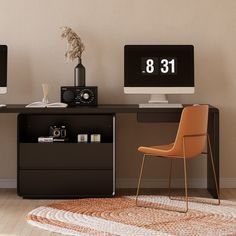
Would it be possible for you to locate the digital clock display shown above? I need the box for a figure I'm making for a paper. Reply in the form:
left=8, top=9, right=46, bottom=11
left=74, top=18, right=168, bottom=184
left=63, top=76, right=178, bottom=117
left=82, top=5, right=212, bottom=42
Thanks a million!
left=141, top=57, right=177, bottom=75
left=124, top=45, right=194, bottom=88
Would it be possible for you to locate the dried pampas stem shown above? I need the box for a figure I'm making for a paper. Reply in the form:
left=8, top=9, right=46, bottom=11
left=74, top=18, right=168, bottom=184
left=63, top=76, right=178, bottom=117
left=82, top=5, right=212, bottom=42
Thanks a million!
left=61, top=26, right=85, bottom=61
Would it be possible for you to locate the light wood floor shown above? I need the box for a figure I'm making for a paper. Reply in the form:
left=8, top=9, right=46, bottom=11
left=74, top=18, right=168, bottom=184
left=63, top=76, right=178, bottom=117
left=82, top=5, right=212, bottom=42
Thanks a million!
left=0, top=188, right=236, bottom=236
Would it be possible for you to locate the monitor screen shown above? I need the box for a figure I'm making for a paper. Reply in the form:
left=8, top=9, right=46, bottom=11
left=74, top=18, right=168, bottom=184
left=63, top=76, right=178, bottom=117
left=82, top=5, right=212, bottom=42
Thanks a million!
left=0, top=45, right=7, bottom=90
left=124, top=45, right=194, bottom=89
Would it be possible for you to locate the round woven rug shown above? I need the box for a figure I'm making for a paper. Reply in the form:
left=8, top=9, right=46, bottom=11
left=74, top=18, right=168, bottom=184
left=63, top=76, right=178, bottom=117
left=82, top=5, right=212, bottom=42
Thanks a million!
left=26, top=195, right=236, bottom=236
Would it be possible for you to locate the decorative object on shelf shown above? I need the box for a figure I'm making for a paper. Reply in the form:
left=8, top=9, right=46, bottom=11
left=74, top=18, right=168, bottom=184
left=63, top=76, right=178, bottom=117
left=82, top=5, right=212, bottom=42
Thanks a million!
left=61, top=26, right=85, bottom=86
left=74, top=58, right=85, bottom=86
left=26, top=84, right=69, bottom=108
left=90, top=134, right=101, bottom=143
left=38, top=136, right=54, bottom=143
left=49, top=125, right=67, bottom=139
left=42, top=83, right=49, bottom=104
left=25, top=102, right=68, bottom=108
left=77, top=134, right=88, bottom=143
left=37, top=125, right=68, bottom=143
left=61, top=86, right=98, bottom=106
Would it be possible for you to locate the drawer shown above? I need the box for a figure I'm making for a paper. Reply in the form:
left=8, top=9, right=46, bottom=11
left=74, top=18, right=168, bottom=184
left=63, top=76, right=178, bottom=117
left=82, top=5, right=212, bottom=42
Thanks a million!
left=19, top=143, right=113, bottom=169
left=137, top=111, right=181, bottom=122
left=18, top=170, right=114, bottom=197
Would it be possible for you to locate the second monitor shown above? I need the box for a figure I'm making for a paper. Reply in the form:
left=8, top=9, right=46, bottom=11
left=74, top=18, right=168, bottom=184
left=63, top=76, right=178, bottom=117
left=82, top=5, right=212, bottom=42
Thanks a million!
left=0, top=45, right=7, bottom=108
left=124, top=45, right=194, bottom=107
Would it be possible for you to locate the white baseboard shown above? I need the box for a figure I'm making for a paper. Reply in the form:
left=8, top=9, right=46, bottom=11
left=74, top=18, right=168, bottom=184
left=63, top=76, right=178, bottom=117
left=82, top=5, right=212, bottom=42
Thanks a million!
left=0, top=178, right=236, bottom=189
left=0, top=179, right=17, bottom=188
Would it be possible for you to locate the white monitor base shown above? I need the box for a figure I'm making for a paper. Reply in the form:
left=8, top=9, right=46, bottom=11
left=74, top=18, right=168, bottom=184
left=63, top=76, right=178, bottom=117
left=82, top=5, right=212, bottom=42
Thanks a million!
left=139, top=103, right=183, bottom=108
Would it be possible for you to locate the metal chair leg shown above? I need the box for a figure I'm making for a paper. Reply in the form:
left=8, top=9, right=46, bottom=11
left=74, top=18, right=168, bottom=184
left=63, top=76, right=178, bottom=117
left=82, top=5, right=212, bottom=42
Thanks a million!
left=207, top=134, right=220, bottom=205
left=170, top=135, right=220, bottom=208
left=136, top=154, right=146, bottom=206
left=168, top=159, right=173, bottom=199
left=183, top=157, right=189, bottom=213
left=136, top=154, right=188, bottom=213
left=182, top=136, right=189, bottom=213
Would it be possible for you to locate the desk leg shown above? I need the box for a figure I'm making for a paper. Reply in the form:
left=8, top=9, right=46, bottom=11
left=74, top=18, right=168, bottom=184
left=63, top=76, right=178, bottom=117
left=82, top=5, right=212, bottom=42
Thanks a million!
left=207, top=110, right=219, bottom=198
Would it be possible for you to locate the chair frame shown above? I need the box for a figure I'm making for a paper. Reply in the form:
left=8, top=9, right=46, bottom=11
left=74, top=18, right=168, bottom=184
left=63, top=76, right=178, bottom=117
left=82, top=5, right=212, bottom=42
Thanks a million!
left=136, top=133, right=220, bottom=213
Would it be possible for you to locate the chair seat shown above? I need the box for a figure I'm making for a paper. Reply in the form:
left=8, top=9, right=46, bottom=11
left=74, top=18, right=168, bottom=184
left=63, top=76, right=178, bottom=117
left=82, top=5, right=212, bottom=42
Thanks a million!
left=138, top=143, right=182, bottom=158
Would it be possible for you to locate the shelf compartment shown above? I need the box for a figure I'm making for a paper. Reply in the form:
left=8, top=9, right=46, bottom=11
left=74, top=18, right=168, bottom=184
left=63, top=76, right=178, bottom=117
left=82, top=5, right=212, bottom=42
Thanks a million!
left=18, top=114, right=114, bottom=143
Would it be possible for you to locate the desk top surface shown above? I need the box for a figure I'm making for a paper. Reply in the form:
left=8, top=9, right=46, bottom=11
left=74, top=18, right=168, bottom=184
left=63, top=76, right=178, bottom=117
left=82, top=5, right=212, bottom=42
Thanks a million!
left=0, top=104, right=219, bottom=114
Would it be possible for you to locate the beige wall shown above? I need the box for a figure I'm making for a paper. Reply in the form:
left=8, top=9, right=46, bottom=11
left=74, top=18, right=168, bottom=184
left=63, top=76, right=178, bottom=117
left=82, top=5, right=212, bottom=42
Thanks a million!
left=0, top=0, right=235, bottom=187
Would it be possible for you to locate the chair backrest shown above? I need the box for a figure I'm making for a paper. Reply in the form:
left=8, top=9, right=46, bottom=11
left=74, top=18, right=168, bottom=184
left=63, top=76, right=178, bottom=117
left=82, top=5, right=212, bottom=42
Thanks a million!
left=172, top=105, right=209, bottom=158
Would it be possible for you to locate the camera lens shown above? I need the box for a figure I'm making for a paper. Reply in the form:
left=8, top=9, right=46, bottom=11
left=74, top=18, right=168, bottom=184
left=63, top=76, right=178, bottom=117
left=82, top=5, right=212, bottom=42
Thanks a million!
left=53, top=129, right=60, bottom=137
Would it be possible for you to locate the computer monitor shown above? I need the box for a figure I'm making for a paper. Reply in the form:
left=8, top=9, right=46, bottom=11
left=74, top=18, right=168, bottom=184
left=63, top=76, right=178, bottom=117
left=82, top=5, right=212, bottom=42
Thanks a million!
left=0, top=45, right=7, bottom=94
left=124, top=45, right=194, bottom=107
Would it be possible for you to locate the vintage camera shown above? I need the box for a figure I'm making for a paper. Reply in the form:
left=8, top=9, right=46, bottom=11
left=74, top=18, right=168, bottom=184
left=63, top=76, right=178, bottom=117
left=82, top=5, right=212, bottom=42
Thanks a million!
left=49, top=125, right=67, bottom=138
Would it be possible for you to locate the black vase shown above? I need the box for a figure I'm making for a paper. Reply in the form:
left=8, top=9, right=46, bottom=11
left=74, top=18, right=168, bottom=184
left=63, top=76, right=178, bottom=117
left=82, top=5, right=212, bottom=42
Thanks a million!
left=74, top=58, right=85, bottom=86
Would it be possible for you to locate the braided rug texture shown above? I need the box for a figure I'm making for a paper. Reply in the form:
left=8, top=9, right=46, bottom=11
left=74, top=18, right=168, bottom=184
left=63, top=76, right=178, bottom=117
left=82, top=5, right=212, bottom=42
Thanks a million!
left=26, top=195, right=236, bottom=236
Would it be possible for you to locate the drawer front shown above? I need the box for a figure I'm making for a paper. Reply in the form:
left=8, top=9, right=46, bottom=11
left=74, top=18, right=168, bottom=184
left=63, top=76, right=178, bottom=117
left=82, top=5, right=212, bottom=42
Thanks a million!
left=19, top=143, right=113, bottom=169
left=18, top=170, right=114, bottom=197
left=137, top=111, right=181, bottom=122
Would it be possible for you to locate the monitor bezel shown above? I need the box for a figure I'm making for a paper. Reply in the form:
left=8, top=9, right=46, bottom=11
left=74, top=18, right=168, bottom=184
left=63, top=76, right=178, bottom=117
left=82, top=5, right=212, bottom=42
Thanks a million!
left=0, top=45, right=7, bottom=94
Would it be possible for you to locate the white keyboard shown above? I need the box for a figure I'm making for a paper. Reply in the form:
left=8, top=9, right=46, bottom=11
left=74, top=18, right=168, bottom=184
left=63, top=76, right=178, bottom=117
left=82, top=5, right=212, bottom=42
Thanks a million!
left=139, top=103, right=183, bottom=108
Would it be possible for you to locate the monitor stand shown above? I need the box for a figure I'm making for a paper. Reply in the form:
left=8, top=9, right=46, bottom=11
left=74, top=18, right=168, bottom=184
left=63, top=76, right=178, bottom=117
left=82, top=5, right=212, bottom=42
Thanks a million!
left=139, top=94, right=183, bottom=108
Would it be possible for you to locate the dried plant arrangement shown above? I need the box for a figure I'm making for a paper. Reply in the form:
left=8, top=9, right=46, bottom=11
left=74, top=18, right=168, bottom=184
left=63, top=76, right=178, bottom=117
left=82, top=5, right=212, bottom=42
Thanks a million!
left=61, top=26, right=85, bottom=61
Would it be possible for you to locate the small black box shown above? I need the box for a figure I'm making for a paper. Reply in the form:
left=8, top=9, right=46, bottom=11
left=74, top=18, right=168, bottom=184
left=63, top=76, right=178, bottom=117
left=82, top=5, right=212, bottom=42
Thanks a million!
left=61, top=86, right=97, bottom=106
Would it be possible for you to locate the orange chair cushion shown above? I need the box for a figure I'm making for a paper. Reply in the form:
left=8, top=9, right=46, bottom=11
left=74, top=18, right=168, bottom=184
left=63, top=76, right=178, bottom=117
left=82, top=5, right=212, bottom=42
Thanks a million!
left=138, top=143, right=182, bottom=158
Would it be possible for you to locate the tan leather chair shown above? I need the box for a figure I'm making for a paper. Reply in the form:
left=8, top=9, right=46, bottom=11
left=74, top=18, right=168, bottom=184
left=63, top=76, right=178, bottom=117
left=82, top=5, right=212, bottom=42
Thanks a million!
left=136, top=105, right=220, bottom=213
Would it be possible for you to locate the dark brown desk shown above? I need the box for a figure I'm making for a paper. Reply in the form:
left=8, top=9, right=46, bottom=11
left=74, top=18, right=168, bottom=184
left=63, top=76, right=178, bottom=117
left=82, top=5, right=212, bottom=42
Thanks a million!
left=0, top=104, right=219, bottom=198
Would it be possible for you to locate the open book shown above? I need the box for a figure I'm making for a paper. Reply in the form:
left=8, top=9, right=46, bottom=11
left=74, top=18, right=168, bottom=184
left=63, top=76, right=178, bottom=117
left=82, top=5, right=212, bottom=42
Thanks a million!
left=25, top=102, right=68, bottom=108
